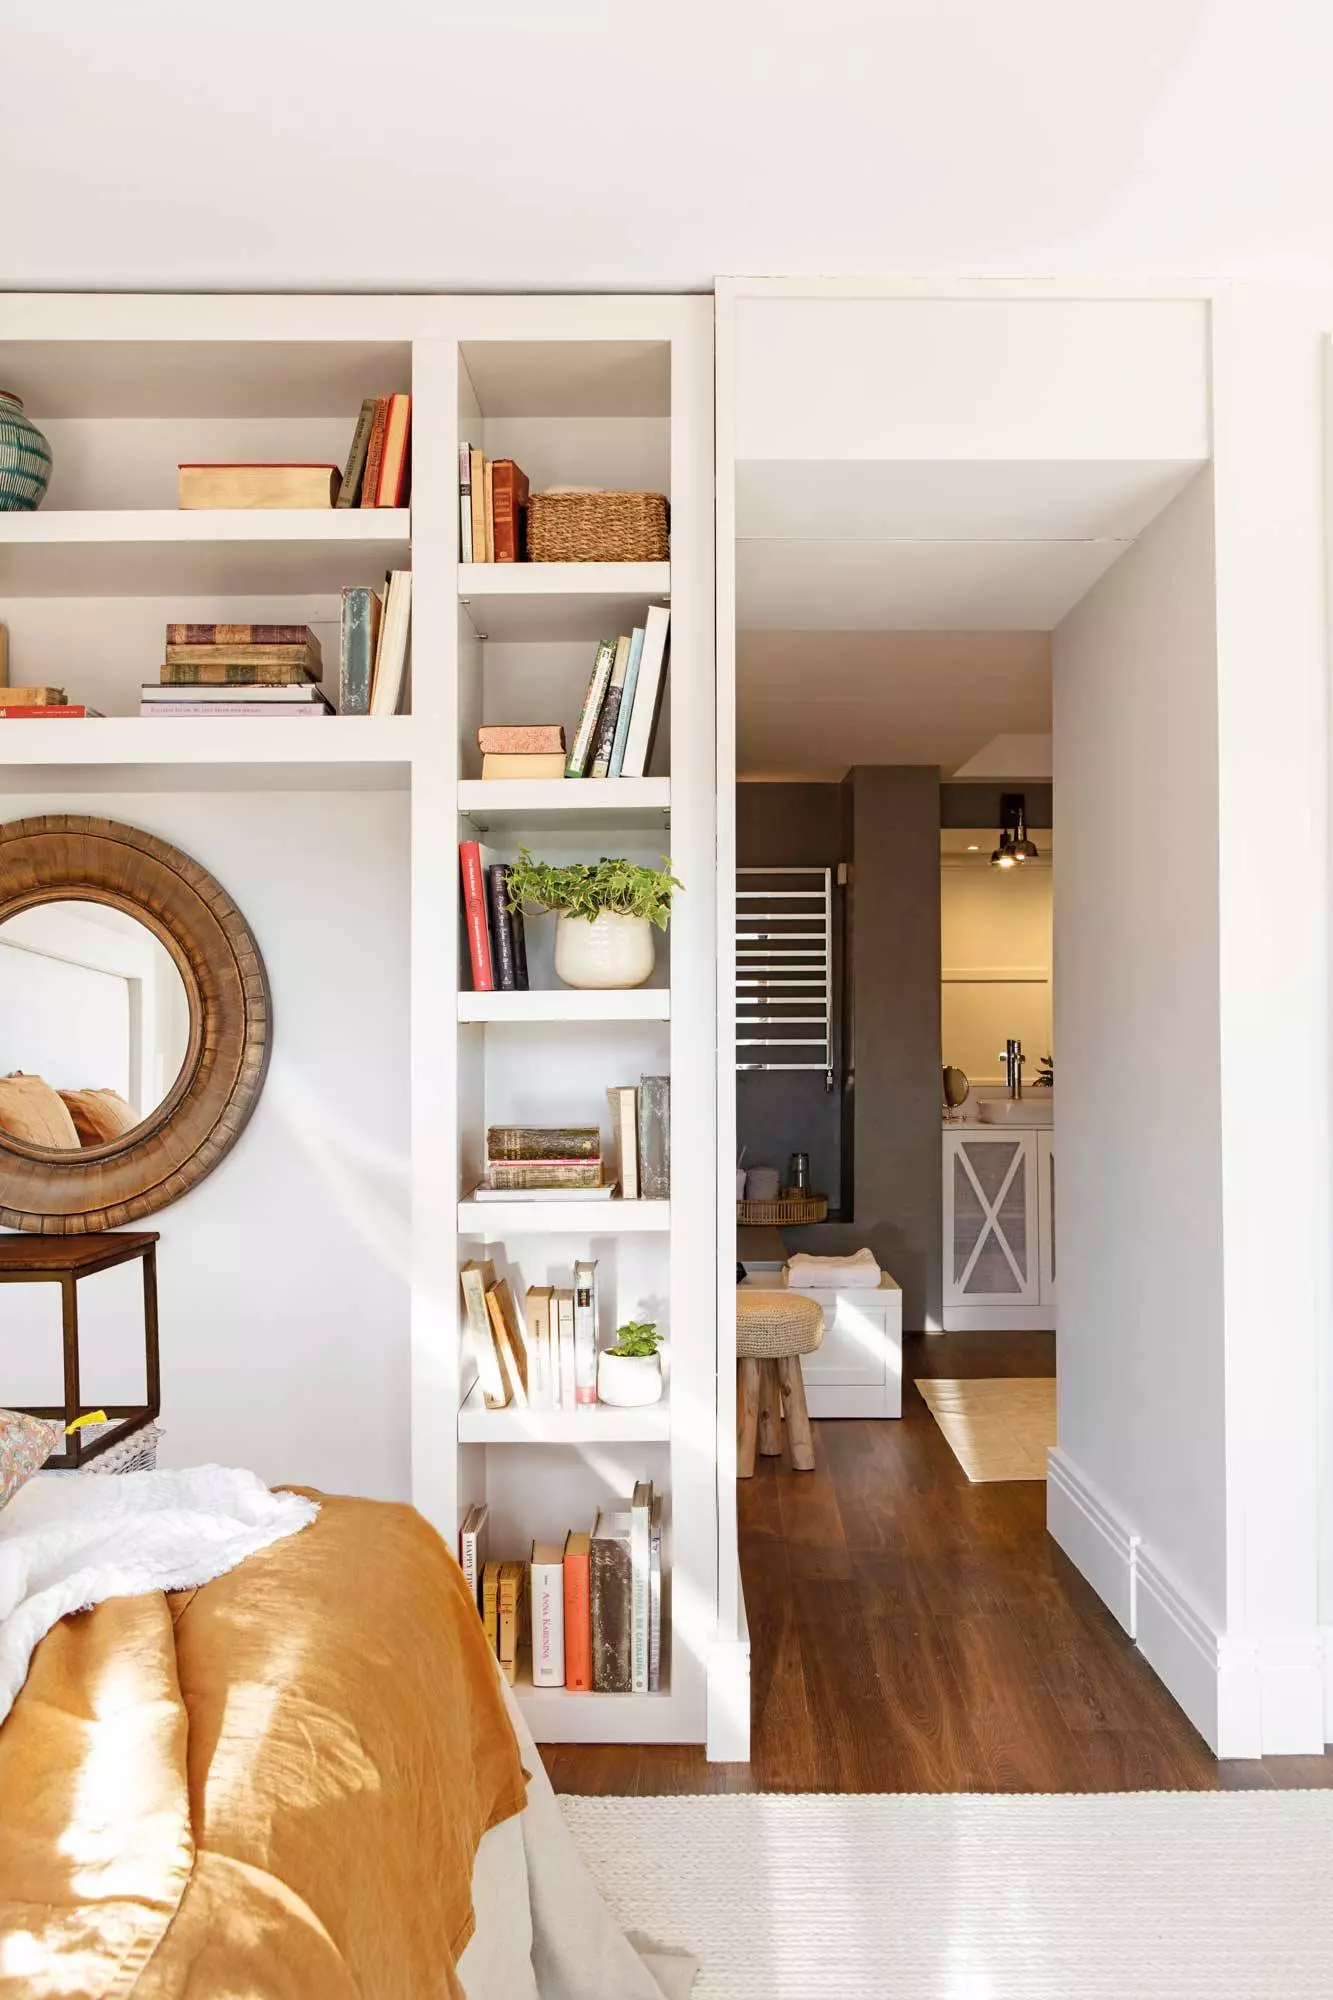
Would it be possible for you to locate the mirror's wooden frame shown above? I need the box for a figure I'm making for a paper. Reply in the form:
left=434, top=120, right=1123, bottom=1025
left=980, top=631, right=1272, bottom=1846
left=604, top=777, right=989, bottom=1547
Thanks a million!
left=0, top=816, right=270, bottom=1233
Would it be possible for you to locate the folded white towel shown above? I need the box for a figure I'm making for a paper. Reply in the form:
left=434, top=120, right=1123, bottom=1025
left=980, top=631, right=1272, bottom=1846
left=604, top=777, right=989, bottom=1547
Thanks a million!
left=785, top=1248, right=882, bottom=1289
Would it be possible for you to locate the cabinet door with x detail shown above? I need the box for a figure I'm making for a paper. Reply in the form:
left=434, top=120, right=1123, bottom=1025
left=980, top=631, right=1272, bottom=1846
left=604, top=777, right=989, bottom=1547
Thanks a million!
left=942, top=1131, right=1040, bottom=1308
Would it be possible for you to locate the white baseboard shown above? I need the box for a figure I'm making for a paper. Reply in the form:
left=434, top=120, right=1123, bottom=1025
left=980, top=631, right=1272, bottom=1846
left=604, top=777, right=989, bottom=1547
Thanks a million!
left=1047, top=1447, right=1138, bottom=1633
left=706, top=1582, right=751, bottom=1763
left=943, top=1304, right=1057, bottom=1332
left=1047, top=1449, right=1326, bottom=1758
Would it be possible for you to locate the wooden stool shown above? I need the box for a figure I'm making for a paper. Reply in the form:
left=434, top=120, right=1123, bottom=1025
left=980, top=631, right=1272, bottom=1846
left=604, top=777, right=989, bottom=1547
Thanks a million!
left=736, top=1289, right=822, bottom=1476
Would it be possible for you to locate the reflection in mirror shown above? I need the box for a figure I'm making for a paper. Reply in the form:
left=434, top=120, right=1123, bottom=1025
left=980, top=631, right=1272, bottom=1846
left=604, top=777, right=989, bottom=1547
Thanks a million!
left=0, top=902, right=191, bottom=1151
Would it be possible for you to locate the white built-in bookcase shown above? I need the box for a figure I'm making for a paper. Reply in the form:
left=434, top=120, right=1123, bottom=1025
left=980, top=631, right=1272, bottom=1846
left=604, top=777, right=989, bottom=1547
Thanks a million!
left=0, top=295, right=717, bottom=1748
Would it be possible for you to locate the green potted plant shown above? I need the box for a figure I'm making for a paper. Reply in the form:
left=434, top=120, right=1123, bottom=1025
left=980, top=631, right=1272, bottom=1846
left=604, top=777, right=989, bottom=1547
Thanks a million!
left=505, top=849, right=682, bottom=990
left=597, top=1319, right=664, bottom=1407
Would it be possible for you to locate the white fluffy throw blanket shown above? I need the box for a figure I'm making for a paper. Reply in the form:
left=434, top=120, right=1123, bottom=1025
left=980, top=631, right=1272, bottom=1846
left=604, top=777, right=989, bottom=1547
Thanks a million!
left=0, top=1464, right=318, bottom=1727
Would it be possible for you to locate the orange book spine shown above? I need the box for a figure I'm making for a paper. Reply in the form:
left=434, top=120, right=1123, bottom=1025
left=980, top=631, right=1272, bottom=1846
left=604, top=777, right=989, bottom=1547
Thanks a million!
left=359, top=397, right=390, bottom=508
left=376, top=393, right=412, bottom=506
left=563, top=1537, right=592, bottom=1691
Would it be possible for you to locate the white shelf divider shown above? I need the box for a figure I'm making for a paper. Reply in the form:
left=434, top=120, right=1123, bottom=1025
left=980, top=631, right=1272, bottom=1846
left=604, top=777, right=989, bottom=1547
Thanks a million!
left=0, top=715, right=415, bottom=793
left=458, top=778, right=670, bottom=832
left=457, top=1197, right=671, bottom=1235
left=458, top=562, right=670, bottom=641
left=457, top=1379, right=669, bottom=1443
left=0, top=508, right=410, bottom=595
left=458, top=989, right=669, bottom=1023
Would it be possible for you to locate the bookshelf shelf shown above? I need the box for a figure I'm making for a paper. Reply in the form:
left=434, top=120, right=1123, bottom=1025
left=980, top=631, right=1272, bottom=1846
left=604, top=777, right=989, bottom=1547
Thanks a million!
left=457, top=989, right=670, bottom=1023
left=0, top=715, right=415, bottom=793
left=457, top=1380, right=670, bottom=1443
left=457, top=777, right=670, bottom=832
left=512, top=1678, right=676, bottom=1746
left=458, top=562, right=670, bottom=641
left=0, top=508, right=411, bottom=596
left=457, top=1196, right=671, bottom=1235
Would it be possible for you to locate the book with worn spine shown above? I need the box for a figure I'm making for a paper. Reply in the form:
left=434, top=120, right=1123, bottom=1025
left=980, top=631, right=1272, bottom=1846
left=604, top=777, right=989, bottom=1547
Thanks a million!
left=589, top=1511, right=632, bottom=1692
left=486, top=1160, right=603, bottom=1191
left=459, top=1258, right=507, bottom=1408
left=340, top=587, right=374, bottom=716
left=359, top=399, right=389, bottom=507
left=487, top=1126, right=600, bottom=1162
left=589, top=634, right=631, bottom=778
left=490, top=459, right=529, bottom=562
left=478, top=724, right=565, bottom=755
left=638, top=1076, right=670, bottom=1199
left=0, top=686, right=66, bottom=707
left=337, top=397, right=377, bottom=507
left=166, top=622, right=311, bottom=646
left=565, top=639, right=617, bottom=777
left=161, top=656, right=318, bottom=686
left=530, top=1542, right=565, bottom=1687
left=631, top=1480, right=653, bottom=1694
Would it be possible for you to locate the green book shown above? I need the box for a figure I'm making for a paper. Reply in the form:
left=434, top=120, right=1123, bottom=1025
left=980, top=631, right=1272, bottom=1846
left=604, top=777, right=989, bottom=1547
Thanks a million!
left=340, top=586, right=374, bottom=716
left=566, top=639, right=617, bottom=778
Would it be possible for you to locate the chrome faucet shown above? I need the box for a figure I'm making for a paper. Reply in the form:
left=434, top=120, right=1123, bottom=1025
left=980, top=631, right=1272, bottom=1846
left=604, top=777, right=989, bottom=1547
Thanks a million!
left=998, top=1038, right=1025, bottom=1098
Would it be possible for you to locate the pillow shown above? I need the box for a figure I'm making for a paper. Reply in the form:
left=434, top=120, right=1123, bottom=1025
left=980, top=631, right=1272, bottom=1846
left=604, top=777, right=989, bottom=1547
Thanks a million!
left=0, top=1409, right=62, bottom=1510
left=58, top=1087, right=138, bottom=1146
left=0, top=1073, right=80, bottom=1149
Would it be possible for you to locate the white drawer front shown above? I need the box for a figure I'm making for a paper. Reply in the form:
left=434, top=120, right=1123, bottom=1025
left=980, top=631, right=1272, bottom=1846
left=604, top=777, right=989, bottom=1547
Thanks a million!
left=801, top=1298, right=891, bottom=1387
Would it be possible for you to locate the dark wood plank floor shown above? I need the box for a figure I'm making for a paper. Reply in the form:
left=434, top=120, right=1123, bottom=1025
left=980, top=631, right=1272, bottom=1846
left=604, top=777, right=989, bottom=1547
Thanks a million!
left=544, top=1330, right=1333, bottom=1796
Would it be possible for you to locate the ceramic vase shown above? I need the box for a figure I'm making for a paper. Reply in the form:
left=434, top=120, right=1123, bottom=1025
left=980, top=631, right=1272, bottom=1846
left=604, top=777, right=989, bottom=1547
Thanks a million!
left=0, top=393, right=52, bottom=511
left=596, top=1348, right=664, bottom=1408
left=553, top=910, right=655, bottom=989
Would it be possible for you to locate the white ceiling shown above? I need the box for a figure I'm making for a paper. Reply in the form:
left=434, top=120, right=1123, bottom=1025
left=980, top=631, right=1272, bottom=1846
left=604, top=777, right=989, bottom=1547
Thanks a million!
left=5, top=4, right=1333, bottom=291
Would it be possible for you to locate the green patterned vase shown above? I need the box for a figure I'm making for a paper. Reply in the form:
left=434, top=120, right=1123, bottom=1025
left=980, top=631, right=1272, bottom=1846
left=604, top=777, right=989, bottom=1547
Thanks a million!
left=0, top=392, right=52, bottom=510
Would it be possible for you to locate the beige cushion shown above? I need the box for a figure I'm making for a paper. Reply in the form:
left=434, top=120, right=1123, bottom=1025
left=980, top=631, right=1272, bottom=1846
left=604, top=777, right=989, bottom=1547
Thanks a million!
left=58, top=1087, right=138, bottom=1147
left=0, top=1408, right=62, bottom=1511
left=0, top=1073, right=80, bottom=1149
left=736, top=1289, right=824, bottom=1359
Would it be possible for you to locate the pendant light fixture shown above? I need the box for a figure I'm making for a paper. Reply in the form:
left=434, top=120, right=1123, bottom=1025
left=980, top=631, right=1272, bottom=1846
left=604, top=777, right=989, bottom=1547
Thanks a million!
left=990, top=792, right=1039, bottom=868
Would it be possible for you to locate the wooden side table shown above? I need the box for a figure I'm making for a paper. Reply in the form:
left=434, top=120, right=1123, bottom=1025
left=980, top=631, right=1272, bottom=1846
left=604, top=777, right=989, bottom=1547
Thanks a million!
left=0, top=1232, right=160, bottom=1469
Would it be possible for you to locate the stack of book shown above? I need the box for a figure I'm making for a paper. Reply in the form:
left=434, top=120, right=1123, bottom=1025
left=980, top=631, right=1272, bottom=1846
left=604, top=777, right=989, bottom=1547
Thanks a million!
left=458, top=449, right=528, bottom=562
left=476, top=724, right=566, bottom=781
left=176, top=394, right=411, bottom=510
left=606, top=1079, right=671, bottom=1202
left=482, top=1124, right=606, bottom=1195
left=141, top=624, right=331, bottom=718
left=0, top=686, right=104, bottom=719
left=338, top=572, right=412, bottom=715
left=460, top=1487, right=664, bottom=1694
left=459, top=1256, right=601, bottom=1410
left=565, top=605, right=670, bottom=778
left=458, top=841, right=529, bottom=991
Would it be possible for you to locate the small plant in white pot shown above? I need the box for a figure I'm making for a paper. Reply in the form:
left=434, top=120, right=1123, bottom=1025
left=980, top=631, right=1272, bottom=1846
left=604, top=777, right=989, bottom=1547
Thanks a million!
left=505, top=849, right=681, bottom=990
left=597, top=1321, right=664, bottom=1407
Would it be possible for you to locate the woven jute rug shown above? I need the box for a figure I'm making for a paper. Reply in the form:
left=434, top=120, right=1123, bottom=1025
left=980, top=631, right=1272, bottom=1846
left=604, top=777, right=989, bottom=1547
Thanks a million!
left=916, top=1375, right=1056, bottom=1480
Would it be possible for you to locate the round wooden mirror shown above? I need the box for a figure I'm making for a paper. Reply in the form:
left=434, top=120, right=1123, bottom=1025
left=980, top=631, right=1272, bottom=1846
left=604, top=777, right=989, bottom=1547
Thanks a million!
left=0, top=816, right=270, bottom=1232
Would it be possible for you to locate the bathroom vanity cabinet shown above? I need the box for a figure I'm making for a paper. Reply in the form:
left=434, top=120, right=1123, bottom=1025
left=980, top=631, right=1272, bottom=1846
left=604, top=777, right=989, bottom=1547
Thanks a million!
left=942, top=1127, right=1056, bottom=1331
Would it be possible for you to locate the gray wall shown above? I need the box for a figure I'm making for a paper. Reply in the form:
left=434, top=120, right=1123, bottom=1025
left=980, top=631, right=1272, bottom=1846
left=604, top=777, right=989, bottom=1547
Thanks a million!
left=736, top=769, right=943, bottom=1329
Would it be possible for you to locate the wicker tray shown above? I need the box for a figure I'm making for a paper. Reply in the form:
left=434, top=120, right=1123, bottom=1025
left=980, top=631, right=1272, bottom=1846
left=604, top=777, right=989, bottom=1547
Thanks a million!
left=737, top=1194, right=828, bottom=1226
left=527, top=490, right=669, bottom=563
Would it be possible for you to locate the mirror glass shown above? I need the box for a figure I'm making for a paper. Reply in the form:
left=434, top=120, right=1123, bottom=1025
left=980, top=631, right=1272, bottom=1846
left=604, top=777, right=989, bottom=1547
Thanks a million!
left=0, top=901, right=192, bottom=1150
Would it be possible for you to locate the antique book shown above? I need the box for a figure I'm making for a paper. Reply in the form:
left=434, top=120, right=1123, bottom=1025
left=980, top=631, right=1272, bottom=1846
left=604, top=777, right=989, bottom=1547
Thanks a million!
left=608, top=627, right=645, bottom=777
left=459, top=1502, right=489, bottom=1611
left=565, top=639, right=616, bottom=777
left=562, top=1529, right=592, bottom=1691
left=481, top=752, right=568, bottom=780
left=470, top=449, right=486, bottom=562
left=484, top=1279, right=528, bottom=1407
left=482, top=1560, right=501, bottom=1655
left=573, top=1258, right=598, bottom=1408
left=589, top=1510, right=633, bottom=1693
left=374, top=393, right=411, bottom=506
left=555, top=1289, right=577, bottom=1410
left=459, top=1258, right=507, bottom=1408
left=477, top=724, right=566, bottom=755
left=530, top=1543, right=565, bottom=1687
left=631, top=1480, right=653, bottom=1694
left=0, top=686, right=67, bottom=707
left=619, top=604, right=671, bottom=778
left=588, top=635, right=631, bottom=778
left=336, top=397, right=377, bottom=507
left=166, top=623, right=313, bottom=646
left=607, top=1086, right=639, bottom=1201
left=638, top=1075, right=670, bottom=1199
left=483, top=459, right=495, bottom=562
left=163, top=639, right=319, bottom=668
left=490, top=458, right=530, bottom=562
left=459, top=841, right=495, bottom=990
left=369, top=570, right=411, bottom=716
left=649, top=1494, right=664, bottom=1691
left=497, top=1560, right=525, bottom=1685
left=487, top=1125, right=600, bottom=1162
left=486, top=1160, right=603, bottom=1191
left=523, top=1285, right=556, bottom=1410
left=340, top=587, right=374, bottom=716
left=458, top=441, right=473, bottom=560
left=161, top=657, right=318, bottom=686
left=359, top=398, right=390, bottom=508
left=178, top=463, right=340, bottom=508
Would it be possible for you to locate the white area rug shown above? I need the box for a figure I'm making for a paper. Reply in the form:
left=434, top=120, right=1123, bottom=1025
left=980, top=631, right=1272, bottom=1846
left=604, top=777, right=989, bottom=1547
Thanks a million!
left=562, top=1790, right=1333, bottom=1997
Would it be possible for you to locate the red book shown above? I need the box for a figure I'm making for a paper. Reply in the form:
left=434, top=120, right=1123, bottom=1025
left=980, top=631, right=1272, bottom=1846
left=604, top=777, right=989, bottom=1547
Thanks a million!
left=563, top=1531, right=592, bottom=1692
left=0, top=706, right=99, bottom=718
left=459, top=841, right=494, bottom=991
left=359, top=398, right=390, bottom=509
left=490, top=459, right=529, bottom=562
left=375, top=393, right=412, bottom=507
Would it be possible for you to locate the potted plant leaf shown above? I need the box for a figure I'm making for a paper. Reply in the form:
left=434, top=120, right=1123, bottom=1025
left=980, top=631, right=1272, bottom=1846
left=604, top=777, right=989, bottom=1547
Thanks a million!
left=597, top=1320, right=664, bottom=1407
left=505, top=849, right=682, bottom=990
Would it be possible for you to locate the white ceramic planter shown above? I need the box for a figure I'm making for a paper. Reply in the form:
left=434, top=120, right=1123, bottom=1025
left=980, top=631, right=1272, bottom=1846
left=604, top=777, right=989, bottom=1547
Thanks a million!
left=596, top=1348, right=664, bottom=1408
left=554, top=910, right=655, bottom=989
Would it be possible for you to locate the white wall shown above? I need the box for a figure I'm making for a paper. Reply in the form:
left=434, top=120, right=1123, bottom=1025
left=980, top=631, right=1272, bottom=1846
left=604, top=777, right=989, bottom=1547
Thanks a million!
left=1054, top=465, right=1229, bottom=1626
left=940, top=858, right=1052, bottom=1086
left=0, top=790, right=411, bottom=1500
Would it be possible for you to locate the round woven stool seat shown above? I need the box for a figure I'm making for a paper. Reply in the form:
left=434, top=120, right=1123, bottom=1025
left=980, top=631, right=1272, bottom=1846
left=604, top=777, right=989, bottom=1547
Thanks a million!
left=735, top=1288, right=824, bottom=1361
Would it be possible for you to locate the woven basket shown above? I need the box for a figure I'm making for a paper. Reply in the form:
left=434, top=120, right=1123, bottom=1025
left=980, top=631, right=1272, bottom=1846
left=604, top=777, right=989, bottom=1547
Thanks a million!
left=527, top=490, right=669, bottom=564
left=78, top=1421, right=162, bottom=1475
left=736, top=1195, right=829, bottom=1226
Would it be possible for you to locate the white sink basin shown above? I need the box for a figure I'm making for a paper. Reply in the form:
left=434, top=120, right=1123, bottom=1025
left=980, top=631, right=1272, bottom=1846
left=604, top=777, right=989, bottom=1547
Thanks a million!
left=979, top=1096, right=1054, bottom=1127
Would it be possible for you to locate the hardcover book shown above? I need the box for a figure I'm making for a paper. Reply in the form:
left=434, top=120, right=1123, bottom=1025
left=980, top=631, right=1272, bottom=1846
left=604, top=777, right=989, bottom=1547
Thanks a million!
left=161, top=657, right=318, bottom=687
left=459, top=1258, right=508, bottom=1408
left=486, top=862, right=518, bottom=991
left=490, top=459, right=530, bottom=562
left=459, top=1502, right=489, bottom=1611
left=369, top=570, right=411, bottom=716
left=619, top=604, right=671, bottom=778
left=470, top=449, right=486, bottom=562
left=164, top=639, right=320, bottom=668
left=141, top=683, right=329, bottom=703
left=482, top=1560, right=501, bottom=1655
left=555, top=1289, right=577, bottom=1410
left=359, top=398, right=390, bottom=508
left=166, top=623, right=313, bottom=646
left=524, top=1284, right=556, bottom=1410
left=481, top=752, right=568, bottom=781
left=477, top=724, right=566, bottom=755
left=638, top=1076, right=670, bottom=1200
left=487, top=1125, right=600, bottom=1162
left=375, top=393, right=412, bottom=507
left=589, top=1511, right=633, bottom=1693
left=486, top=1160, right=603, bottom=1190
left=336, top=398, right=377, bottom=508
left=484, top=1279, right=529, bottom=1407
left=589, top=634, right=631, bottom=778
left=631, top=1480, right=653, bottom=1694
left=340, top=587, right=375, bottom=716
left=0, top=686, right=66, bottom=707
left=460, top=841, right=496, bottom=990
left=573, top=1258, right=598, bottom=1408
left=138, top=701, right=326, bottom=718
left=178, top=463, right=340, bottom=509
left=609, top=627, right=645, bottom=777
left=566, top=639, right=617, bottom=778
left=497, top=1560, right=525, bottom=1685
left=530, top=1542, right=565, bottom=1687
left=563, top=1528, right=593, bottom=1691
left=458, top=441, right=473, bottom=560
left=607, top=1086, right=639, bottom=1201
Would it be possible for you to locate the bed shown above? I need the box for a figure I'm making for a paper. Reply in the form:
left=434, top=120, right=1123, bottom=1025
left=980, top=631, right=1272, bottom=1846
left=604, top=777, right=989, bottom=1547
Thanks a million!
left=0, top=1488, right=690, bottom=1999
